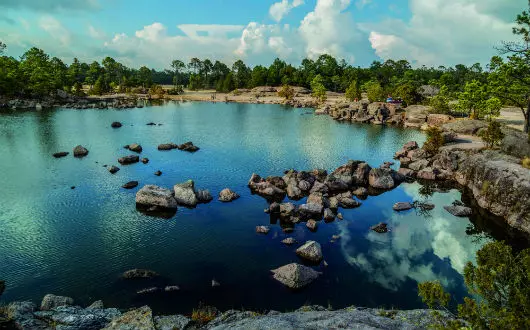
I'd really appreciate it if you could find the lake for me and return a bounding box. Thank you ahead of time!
[0,101,501,314]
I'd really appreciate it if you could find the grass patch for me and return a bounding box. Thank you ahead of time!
[191,305,217,326]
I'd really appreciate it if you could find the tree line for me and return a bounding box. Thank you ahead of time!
[1,0,530,132]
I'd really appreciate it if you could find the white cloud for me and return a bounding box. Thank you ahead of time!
[269,0,304,22]
[299,0,360,62]
[88,24,105,39]
[364,0,524,66]
[39,16,71,45]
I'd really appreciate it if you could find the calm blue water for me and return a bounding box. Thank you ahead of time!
[0,102,493,314]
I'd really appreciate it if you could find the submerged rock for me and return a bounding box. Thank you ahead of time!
[122,181,139,189]
[40,294,74,311]
[444,205,472,217]
[122,269,159,279]
[212,279,221,287]
[108,165,120,174]
[141,157,149,164]
[282,237,297,245]
[271,263,321,289]
[53,151,69,158]
[219,188,240,202]
[137,287,158,295]
[154,170,162,176]
[111,122,122,128]
[135,185,177,209]
[173,180,199,207]
[393,202,413,211]
[296,241,323,262]
[196,189,213,203]
[118,155,140,165]
[256,226,270,234]
[371,223,388,233]
[73,145,89,157]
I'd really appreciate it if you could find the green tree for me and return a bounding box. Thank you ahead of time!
[419,241,530,329]
[429,85,452,114]
[310,74,327,103]
[232,60,251,89]
[85,61,101,88]
[19,47,53,95]
[393,82,421,105]
[345,80,361,101]
[171,60,185,87]
[278,85,295,100]
[364,81,385,102]
[221,72,235,92]
[137,66,152,88]
[423,126,445,155]
[188,74,202,91]
[454,80,501,119]
[479,120,505,149]
[0,41,5,54]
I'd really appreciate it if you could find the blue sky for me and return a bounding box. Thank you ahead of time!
[0,0,525,69]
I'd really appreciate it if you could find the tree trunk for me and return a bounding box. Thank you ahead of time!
[525,100,530,133]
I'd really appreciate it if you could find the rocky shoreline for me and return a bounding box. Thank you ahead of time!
[0,294,455,330]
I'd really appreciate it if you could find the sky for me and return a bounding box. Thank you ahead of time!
[0,0,526,69]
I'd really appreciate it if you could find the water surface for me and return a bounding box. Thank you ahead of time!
[0,102,497,314]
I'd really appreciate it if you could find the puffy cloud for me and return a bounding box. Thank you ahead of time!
[269,0,304,22]
[39,16,71,45]
[364,0,524,66]
[103,22,243,68]
[299,0,360,62]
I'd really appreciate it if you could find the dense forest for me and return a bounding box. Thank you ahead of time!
[1,2,530,132]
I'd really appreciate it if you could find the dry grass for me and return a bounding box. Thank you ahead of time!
[522,157,530,169]
[191,305,217,325]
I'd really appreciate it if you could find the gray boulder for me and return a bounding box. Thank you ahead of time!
[323,208,335,222]
[102,306,155,330]
[136,185,178,209]
[154,315,191,330]
[368,168,395,189]
[280,203,296,217]
[118,155,139,165]
[73,145,89,157]
[122,181,138,189]
[35,305,121,330]
[393,202,413,211]
[40,294,74,311]
[298,203,323,220]
[196,189,213,203]
[219,188,240,202]
[256,226,270,234]
[306,219,318,231]
[286,183,304,200]
[444,205,472,217]
[158,143,177,151]
[296,241,323,262]
[271,263,321,289]
[173,180,199,207]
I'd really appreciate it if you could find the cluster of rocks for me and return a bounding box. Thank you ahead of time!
[135,181,238,212]
[158,141,200,152]
[394,140,530,233]
[1,296,455,330]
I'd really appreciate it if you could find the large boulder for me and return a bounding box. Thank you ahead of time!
[177,141,200,152]
[442,120,487,135]
[196,189,213,203]
[324,175,349,193]
[266,176,287,189]
[158,143,178,151]
[154,315,191,330]
[135,185,178,209]
[270,263,321,289]
[286,183,304,200]
[298,203,323,220]
[427,114,454,126]
[296,241,323,262]
[444,205,472,217]
[173,180,199,207]
[368,168,395,189]
[219,188,240,202]
[393,202,413,211]
[118,155,140,165]
[280,203,296,217]
[111,121,122,128]
[128,143,142,153]
[500,127,530,159]
[102,306,155,330]
[405,105,430,127]
[73,145,89,157]
[122,181,139,189]
[40,294,74,311]
[35,306,121,330]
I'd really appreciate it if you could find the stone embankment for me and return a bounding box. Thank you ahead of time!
[1,295,455,330]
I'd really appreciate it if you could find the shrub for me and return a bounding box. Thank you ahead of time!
[167,85,183,95]
[428,85,451,114]
[364,81,385,102]
[522,156,530,169]
[310,75,327,103]
[345,80,361,101]
[423,126,445,155]
[278,85,295,100]
[418,241,530,330]
[148,84,165,97]
[479,120,504,149]
[191,305,217,325]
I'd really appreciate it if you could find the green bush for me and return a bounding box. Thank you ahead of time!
[311,75,327,103]
[278,85,295,100]
[428,85,451,114]
[345,80,361,101]
[423,126,445,155]
[479,120,504,149]
[522,156,530,169]
[364,81,385,102]
[418,241,530,329]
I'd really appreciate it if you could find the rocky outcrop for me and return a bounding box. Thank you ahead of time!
[158,143,178,151]
[270,263,321,289]
[296,241,323,263]
[395,140,530,234]
[103,306,155,330]
[173,180,199,207]
[248,173,286,201]
[40,294,74,311]
[135,185,178,209]
[177,141,200,152]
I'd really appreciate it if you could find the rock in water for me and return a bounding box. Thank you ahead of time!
[196,189,213,203]
[337,213,344,220]
[212,279,221,287]
[164,286,180,292]
[323,208,336,222]
[40,294,74,311]
[141,158,149,164]
[296,241,323,262]
[87,300,104,309]
[154,170,162,176]
[137,287,158,295]
[73,145,89,157]
[393,202,413,211]
[118,155,140,165]
[0,280,4,296]
[173,180,199,207]
[177,141,200,152]
[158,143,177,151]
[219,188,240,202]
[102,306,155,330]
[306,219,318,231]
[135,185,178,209]
[111,121,122,128]
[53,151,69,158]
[281,237,297,245]
[256,226,270,234]
[271,263,321,289]
[368,168,395,189]
[444,205,472,217]
[122,181,139,189]
[108,165,120,174]
[371,223,388,233]
[122,269,159,279]
[128,143,142,153]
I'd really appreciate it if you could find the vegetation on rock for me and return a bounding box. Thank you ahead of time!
[479,120,505,149]
[278,85,295,100]
[423,127,445,155]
